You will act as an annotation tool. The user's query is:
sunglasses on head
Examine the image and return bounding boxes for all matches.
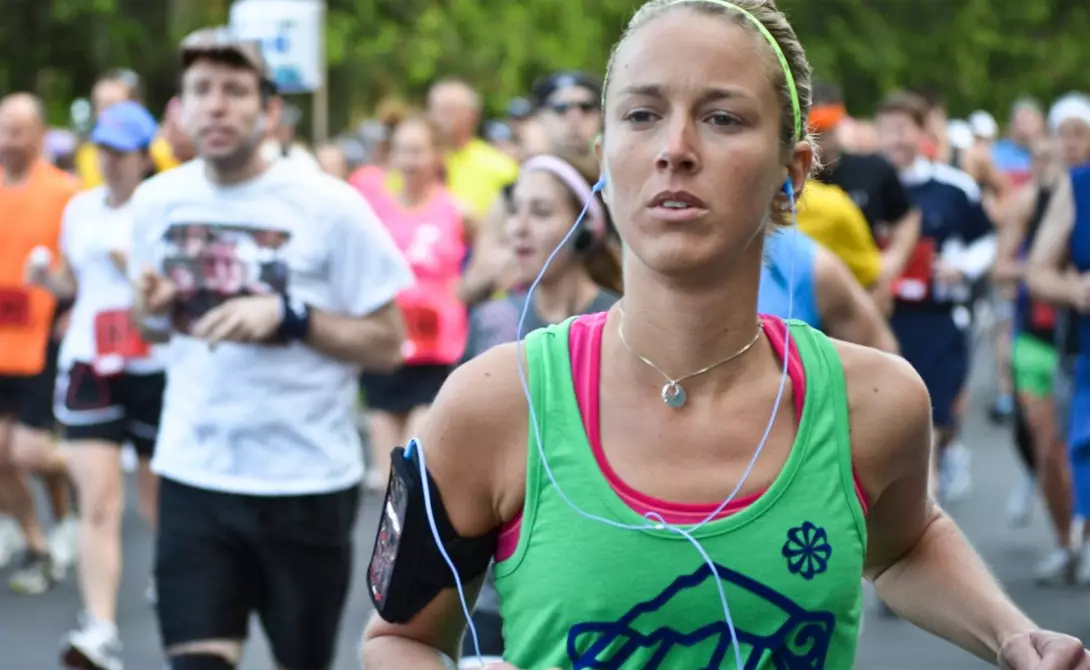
[547,100,599,115]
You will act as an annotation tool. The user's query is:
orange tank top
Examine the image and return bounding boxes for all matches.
[0,161,78,375]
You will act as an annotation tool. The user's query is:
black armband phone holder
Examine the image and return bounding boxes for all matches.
[367,445,498,624]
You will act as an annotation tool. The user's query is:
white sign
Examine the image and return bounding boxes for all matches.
[229,0,324,93]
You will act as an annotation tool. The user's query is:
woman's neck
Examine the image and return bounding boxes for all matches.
[399,180,434,208]
[533,269,599,324]
[106,181,138,208]
[614,252,766,394]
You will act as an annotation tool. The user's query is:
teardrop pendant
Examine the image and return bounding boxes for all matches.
[661,381,687,408]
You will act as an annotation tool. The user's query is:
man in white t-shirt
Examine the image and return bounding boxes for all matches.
[129,27,413,670]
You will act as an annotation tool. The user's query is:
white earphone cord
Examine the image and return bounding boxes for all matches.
[412,180,799,668]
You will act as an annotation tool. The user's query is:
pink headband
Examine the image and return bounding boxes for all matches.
[520,154,605,238]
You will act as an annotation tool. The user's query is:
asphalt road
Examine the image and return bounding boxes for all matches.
[1,358,1088,669]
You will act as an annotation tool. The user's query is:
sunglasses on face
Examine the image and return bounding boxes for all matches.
[547,100,599,115]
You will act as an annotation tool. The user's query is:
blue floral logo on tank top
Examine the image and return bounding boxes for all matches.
[782,521,832,580]
[565,562,836,669]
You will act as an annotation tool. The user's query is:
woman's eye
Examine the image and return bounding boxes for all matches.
[623,110,656,124]
[707,112,738,127]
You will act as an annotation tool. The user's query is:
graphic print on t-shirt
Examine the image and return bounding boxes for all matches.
[159,223,291,333]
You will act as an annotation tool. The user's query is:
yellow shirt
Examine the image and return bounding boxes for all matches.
[386,138,519,219]
[795,180,883,287]
[76,136,180,188]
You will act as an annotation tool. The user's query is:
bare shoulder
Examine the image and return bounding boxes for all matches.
[419,342,530,536]
[831,340,932,499]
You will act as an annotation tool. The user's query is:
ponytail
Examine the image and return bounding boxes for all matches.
[583,237,623,295]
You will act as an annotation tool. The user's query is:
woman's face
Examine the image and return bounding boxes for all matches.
[1057,119,1090,167]
[505,170,580,284]
[390,120,440,184]
[97,146,146,193]
[598,9,807,281]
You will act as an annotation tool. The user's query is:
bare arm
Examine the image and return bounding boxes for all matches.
[459,198,513,306]
[130,268,172,343]
[27,255,78,302]
[880,208,922,282]
[814,247,898,353]
[1026,177,1077,307]
[842,344,1036,661]
[307,301,404,372]
[361,345,528,668]
[992,186,1034,284]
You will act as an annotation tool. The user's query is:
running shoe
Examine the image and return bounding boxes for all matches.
[1074,545,1090,586]
[61,615,123,670]
[988,394,1014,424]
[49,514,80,581]
[0,516,26,570]
[144,578,157,608]
[1006,473,1035,528]
[9,550,56,595]
[1033,547,1074,586]
[939,443,973,503]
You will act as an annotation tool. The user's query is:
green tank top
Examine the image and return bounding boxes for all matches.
[493,316,866,669]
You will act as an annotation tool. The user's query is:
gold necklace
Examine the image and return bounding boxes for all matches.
[617,306,763,408]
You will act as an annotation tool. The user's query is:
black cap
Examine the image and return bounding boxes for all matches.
[531,71,602,109]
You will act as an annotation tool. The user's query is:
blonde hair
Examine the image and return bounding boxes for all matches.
[603,0,817,226]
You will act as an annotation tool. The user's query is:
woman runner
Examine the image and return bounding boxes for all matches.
[995,134,1079,581]
[1025,92,1090,586]
[25,100,164,670]
[363,1,1088,668]
[360,115,468,490]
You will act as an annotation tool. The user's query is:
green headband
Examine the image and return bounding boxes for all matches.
[606,0,803,142]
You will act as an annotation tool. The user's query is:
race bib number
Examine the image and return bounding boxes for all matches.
[0,288,30,328]
[893,239,936,302]
[402,303,440,361]
[1031,301,1057,330]
[93,310,150,376]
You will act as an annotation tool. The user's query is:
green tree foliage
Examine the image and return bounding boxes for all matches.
[1,0,1087,131]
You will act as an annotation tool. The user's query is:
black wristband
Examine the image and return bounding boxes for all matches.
[278,293,312,341]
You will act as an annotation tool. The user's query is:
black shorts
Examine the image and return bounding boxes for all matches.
[360,363,451,415]
[55,363,165,457]
[0,340,58,431]
[155,478,360,670]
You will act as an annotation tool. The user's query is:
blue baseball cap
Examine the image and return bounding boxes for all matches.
[91,100,158,152]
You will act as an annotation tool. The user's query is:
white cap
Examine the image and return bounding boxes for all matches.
[968,111,998,140]
[947,120,974,150]
[1048,93,1090,131]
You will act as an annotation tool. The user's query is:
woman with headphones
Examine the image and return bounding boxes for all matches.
[463,153,621,362]
[362,1,1085,667]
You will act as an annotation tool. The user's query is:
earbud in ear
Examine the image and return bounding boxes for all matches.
[573,227,594,252]
[782,179,793,195]
[593,175,607,192]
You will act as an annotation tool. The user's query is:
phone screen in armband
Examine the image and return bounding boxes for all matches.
[369,450,411,610]
[366,443,499,624]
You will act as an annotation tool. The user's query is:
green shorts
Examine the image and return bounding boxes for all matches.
[1012,333,1059,398]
